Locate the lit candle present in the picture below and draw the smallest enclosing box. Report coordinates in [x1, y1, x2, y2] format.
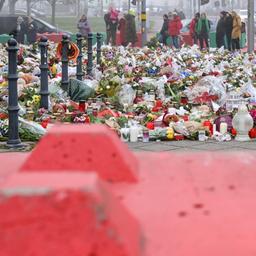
[220, 122, 228, 135]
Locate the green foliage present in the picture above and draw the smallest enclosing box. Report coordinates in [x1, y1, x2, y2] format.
[146, 36, 161, 49]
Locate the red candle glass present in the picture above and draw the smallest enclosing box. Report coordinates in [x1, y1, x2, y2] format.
[203, 120, 213, 135]
[79, 100, 86, 112]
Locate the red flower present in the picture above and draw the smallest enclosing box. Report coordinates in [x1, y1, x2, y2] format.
[0, 113, 8, 119]
[231, 128, 237, 136]
[146, 122, 155, 130]
[249, 128, 256, 138]
[41, 120, 49, 129]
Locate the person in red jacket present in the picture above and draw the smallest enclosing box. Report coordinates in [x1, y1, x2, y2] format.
[190, 12, 200, 45]
[168, 12, 183, 49]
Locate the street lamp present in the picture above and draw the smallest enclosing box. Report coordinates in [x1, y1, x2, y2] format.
[248, 0, 255, 53]
[141, 0, 147, 46]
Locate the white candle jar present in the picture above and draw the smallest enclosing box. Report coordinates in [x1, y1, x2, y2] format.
[232, 104, 254, 142]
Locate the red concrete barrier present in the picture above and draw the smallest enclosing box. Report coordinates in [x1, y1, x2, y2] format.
[1, 124, 256, 256]
[21, 124, 139, 183]
[0, 172, 142, 256]
[37, 33, 63, 43]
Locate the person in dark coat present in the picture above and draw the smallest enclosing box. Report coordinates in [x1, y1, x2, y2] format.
[11, 16, 26, 44]
[104, 8, 119, 46]
[178, 10, 186, 20]
[216, 11, 226, 48]
[104, 12, 111, 45]
[160, 14, 169, 45]
[124, 9, 137, 47]
[118, 13, 126, 46]
[224, 12, 233, 51]
[196, 12, 211, 50]
[26, 17, 38, 44]
[77, 14, 91, 38]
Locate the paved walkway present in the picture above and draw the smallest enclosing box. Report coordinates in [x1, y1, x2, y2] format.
[0, 140, 255, 153]
[128, 140, 256, 152]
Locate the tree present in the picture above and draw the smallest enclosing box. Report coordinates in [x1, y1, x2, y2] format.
[26, 0, 32, 16]
[47, 0, 58, 26]
[200, 0, 210, 5]
[0, 0, 5, 11]
[84, 0, 88, 16]
[8, 0, 18, 14]
[26, 0, 41, 17]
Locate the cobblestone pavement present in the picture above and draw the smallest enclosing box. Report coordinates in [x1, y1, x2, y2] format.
[0, 142, 35, 153]
[0, 140, 255, 153]
[127, 139, 256, 152]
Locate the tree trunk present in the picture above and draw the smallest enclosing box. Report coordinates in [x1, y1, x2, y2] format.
[100, 0, 103, 17]
[8, 0, 16, 14]
[77, 0, 80, 18]
[51, 0, 56, 26]
[26, 0, 31, 16]
[84, 0, 88, 16]
[0, 0, 5, 11]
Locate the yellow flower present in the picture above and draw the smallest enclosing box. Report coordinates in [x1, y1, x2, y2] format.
[0, 81, 8, 87]
[32, 95, 41, 104]
[166, 127, 174, 140]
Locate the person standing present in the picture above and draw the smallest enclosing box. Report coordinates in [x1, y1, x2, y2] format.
[124, 9, 137, 47]
[104, 8, 119, 46]
[216, 11, 226, 48]
[118, 13, 126, 46]
[231, 11, 242, 50]
[104, 11, 111, 45]
[11, 16, 26, 44]
[190, 12, 200, 45]
[168, 12, 183, 49]
[178, 10, 186, 20]
[196, 13, 211, 50]
[160, 14, 169, 45]
[224, 12, 233, 51]
[26, 17, 38, 44]
[77, 15, 91, 38]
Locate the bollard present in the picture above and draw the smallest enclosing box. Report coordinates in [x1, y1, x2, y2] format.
[39, 36, 49, 109]
[6, 39, 22, 147]
[87, 32, 93, 76]
[76, 33, 84, 81]
[96, 33, 102, 65]
[61, 34, 69, 91]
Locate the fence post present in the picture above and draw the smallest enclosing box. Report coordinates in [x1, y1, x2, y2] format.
[76, 33, 84, 81]
[6, 39, 22, 147]
[61, 34, 69, 91]
[39, 36, 49, 109]
[87, 33, 93, 76]
[96, 33, 102, 65]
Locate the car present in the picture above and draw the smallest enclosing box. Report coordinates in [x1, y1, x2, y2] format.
[0, 14, 71, 36]
[16, 8, 46, 18]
